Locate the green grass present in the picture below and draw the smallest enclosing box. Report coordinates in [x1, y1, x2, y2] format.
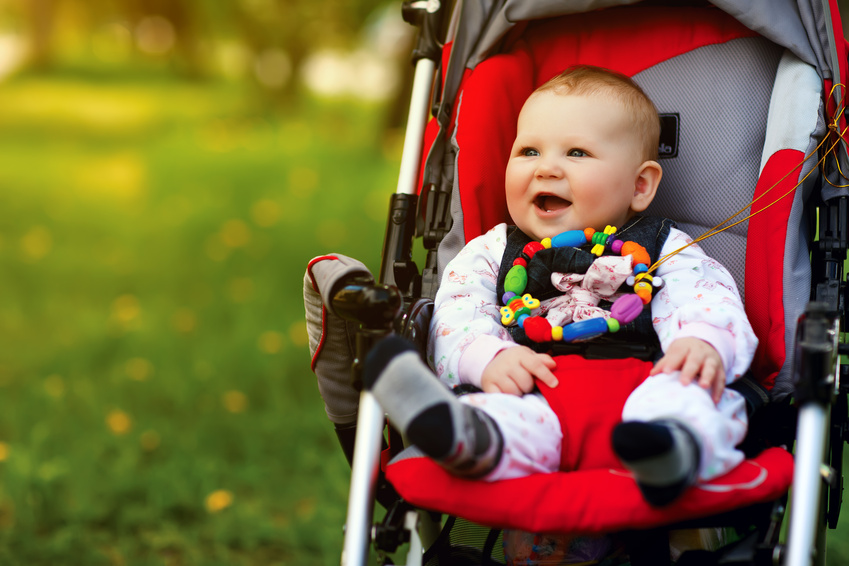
[1, 66, 849, 566]
[0, 69, 394, 565]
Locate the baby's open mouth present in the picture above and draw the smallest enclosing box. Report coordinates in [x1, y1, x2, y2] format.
[534, 194, 571, 213]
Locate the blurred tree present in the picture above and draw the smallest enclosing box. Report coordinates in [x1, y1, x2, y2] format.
[11, 0, 393, 92]
[22, 0, 56, 68]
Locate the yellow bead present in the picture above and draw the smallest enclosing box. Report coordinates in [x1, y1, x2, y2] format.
[551, 326, 563, 341]
[541, 238, 552, 249]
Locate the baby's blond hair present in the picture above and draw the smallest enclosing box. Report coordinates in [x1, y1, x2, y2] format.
[534, 65, 661, 161]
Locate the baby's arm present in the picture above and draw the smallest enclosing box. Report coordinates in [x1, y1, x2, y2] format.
[429, 225, 519, 388]
[652, 228, 759, 389]
[481, 346, 558, 395]
[651, 337, 725, 403]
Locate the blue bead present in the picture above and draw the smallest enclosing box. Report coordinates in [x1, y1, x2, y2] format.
[517, 314, 529, 328]
[561, 318, 610, 342]
[551, 230, 587, 248]
[633, 263, 648, 274]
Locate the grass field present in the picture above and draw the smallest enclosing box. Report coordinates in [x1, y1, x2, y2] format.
[1, 67, 849, 565]
[0, 68, 388, 565]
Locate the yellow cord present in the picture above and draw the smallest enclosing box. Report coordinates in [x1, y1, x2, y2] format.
[646, 83, 849, 275]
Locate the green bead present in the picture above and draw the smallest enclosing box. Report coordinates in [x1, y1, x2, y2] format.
[505, 265, 528, 294]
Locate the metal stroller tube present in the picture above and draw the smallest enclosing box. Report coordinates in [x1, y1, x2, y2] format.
[342, 390, 388, 566]
[785, 304, 839, 566]
[396, 58, 437, 198]
[786, 404, 830, 566]
[332, 282, 401, 566]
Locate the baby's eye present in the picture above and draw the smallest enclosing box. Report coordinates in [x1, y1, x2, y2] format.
[520, 147, 539, 157]
[567, 149, 586, 157]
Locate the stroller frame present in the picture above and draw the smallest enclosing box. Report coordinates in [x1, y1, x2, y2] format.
[315, 1, 849, 565]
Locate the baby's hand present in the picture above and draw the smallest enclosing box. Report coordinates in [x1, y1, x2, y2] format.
[651, 337, 726, 404]
[481, 346, 558, 396]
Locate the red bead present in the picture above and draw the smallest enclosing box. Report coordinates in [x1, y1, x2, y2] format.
[523, 241, 545, 259]
[523, 316, 553, 343]
[513, 257, 527, 267]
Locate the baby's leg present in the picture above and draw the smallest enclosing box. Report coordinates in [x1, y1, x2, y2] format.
[363, 336, 503, 478]
[363, 336, 560, 480]
[614, 371, 747, 505]
[460, 391, 561, 481]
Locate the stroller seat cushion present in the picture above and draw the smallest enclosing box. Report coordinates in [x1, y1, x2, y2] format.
[385, 356, 793, 534]
[386, 444, 791, 535]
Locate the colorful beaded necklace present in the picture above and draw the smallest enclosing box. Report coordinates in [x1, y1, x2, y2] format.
[499, 225, 664, 343]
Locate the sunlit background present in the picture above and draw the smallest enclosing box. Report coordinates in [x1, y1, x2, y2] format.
[0, 1, 410, 564]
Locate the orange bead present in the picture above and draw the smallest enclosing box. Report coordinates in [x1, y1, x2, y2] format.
[584, 227, 595, 240]
[634, 284, 653, 304]
[621, 241, 650, 267]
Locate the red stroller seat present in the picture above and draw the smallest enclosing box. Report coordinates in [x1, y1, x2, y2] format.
[388, 3, 802, 534]
[305, 1, 849, 564]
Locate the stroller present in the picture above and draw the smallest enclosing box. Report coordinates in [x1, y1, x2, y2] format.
[304, 1, 849, 564]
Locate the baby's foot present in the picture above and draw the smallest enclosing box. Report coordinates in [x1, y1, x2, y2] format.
[611, 419, 700, 507]
[363, 336, 503, 477]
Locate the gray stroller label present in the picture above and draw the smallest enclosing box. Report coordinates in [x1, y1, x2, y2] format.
[658, 113, 680, 159]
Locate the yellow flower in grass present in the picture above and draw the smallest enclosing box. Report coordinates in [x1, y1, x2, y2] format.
[205, 489, 233, 513]
[222, 390, 248, 413]
[258, 331, 283, 354]
[0, 442, 9, 462]
[107, 410, 132, 435]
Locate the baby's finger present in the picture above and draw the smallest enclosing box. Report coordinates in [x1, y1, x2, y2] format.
[524, 357, 559, 389]
[697, 362, 716, 392]
[496, 378, 521, 396]
[678, 356, 703, 386]
[710, 369, 726, 404]
[507, 370, 534, 395]
[535, 366, 560, 389]
[651, 350, 682, 376]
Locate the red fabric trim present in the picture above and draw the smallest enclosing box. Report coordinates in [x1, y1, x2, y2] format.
[536, 356, 652, 472]
[454, 6, 758, 241]
[307, 255, 339, 372]
[745, 150, 804, 390]
[386, 447, 792, 535]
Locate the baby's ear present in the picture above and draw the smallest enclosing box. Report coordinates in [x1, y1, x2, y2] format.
[630, 160, 662, 212]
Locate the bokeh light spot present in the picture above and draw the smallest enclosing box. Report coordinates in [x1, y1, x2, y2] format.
[111, 294, 141, 324]
[43, 374, 65, 398]
[107, 410, 132, 435]
[222, 390, 248, 414]
[205, 489, 233, 513]
[140, 430, 160, 452]
[135, 16, 176, 56]
[258, 331, 283, 354]
[295, 497, 316, 519]
[220, 219, 251, 248]
[74, 153, 146, 201]
[254, 48, 292, 90]
[20, 226, 52, 261]
[250, 199, 281, 227]
[287, 167, 318, 196]
[289, 321, 308, 348]
[172, 308, 197, 333]
[125, 358, 153, 381]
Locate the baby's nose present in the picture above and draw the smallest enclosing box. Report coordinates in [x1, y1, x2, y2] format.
[536, 159, 563, 178]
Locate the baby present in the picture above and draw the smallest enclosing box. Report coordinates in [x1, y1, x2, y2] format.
[364, 65, 757, 507]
